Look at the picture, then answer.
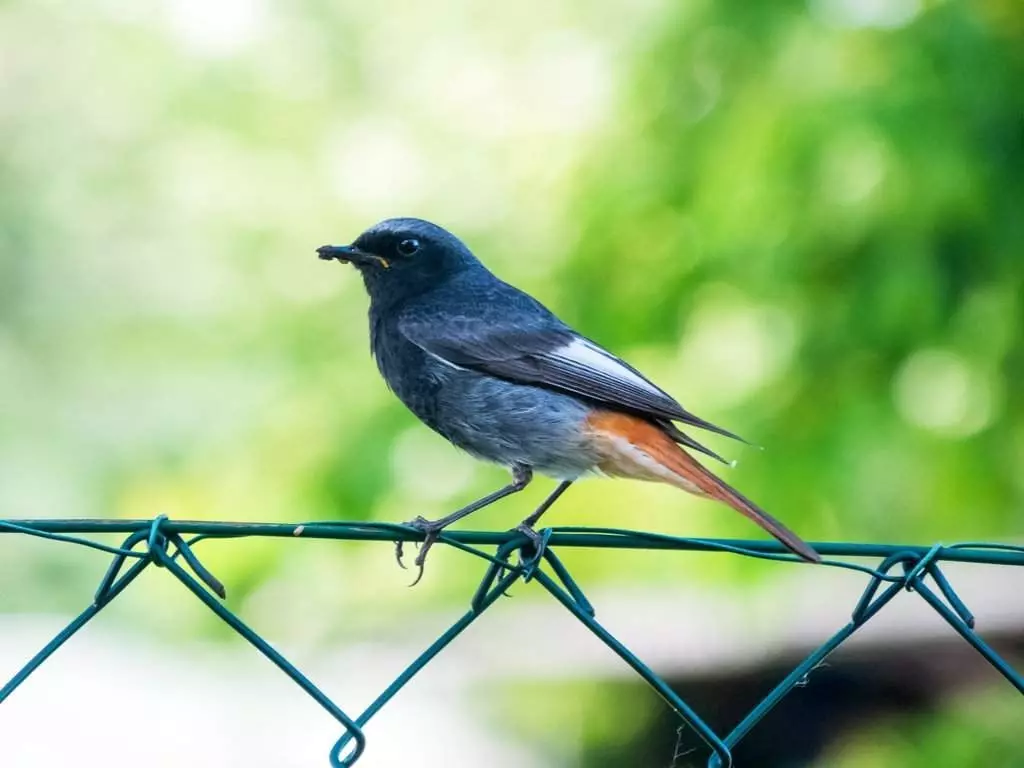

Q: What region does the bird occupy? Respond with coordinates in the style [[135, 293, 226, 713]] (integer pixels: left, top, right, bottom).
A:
[[318, 217, 820, 581]]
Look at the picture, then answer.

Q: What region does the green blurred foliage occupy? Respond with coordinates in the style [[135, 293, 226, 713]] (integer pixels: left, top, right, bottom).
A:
[[565, 0, 1024, 548], [823, 685, 1022, 767], [0, 0, 1022, 763]]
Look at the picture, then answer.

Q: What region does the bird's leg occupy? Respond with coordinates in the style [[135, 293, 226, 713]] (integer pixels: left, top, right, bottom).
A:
[[396, 465, 533, 585], [513, 480, 573, 561]]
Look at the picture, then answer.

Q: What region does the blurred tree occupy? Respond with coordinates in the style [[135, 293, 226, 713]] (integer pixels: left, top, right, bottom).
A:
[[561, 0, 1024, 548]]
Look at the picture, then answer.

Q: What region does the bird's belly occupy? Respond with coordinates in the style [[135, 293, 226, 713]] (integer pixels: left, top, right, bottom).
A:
[[434, 374, 600, 478]]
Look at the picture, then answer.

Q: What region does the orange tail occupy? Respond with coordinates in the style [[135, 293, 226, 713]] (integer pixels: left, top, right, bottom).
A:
[[588, 412, 821, 563], [666, 450, 821, 562]]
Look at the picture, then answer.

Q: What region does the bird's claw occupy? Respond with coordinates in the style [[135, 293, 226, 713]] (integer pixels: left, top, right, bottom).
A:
[[514, 523, 546, 564], [394, 540, 407, 569], [394, 516, 443, 587]]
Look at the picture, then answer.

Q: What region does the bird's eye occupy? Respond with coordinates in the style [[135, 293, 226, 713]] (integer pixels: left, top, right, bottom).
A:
[[397, 238, 420, 256]]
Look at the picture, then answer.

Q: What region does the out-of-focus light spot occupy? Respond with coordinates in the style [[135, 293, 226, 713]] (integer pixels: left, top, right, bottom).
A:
[[162, 0, 270, 58], [524, 32, 612, 135], [677, 290, 799, 409], [810, 0, 921, 29], [820, 131, 888, 206], [420, 48, 507, 139], [679, 28, 733, 123], [412, 31, 611, 141], [681, 61, 721, 123], [390, 428, 475, 502], [893, 349, 996, 437], [324, 121, 427, 216]]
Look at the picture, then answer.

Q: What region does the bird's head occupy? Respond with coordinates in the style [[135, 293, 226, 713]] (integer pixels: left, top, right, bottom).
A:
[[318, 218, 479, 303]]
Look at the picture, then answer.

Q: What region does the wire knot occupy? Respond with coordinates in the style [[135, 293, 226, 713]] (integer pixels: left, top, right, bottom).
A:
[[146, 514, 171, 565], [901, 543, 943, 590], [518, 527, 553, 582], [142, 514, 227, 599]]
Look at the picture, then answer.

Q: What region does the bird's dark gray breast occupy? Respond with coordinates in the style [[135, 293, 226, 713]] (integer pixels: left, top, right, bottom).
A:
[[369, 308, 452, 434]]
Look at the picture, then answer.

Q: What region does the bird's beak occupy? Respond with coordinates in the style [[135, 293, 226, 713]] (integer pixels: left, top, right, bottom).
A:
[[316, 244, 390, 269]]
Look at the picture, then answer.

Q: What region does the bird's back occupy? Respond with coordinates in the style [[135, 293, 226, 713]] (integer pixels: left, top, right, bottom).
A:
[[396, 266, 563, 335]]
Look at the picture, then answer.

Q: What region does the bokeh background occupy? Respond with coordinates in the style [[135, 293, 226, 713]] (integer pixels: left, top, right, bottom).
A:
[[1, 0, 1022, 765]]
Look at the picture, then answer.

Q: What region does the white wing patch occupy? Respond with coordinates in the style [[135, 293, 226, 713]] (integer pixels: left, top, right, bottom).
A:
[[552, 338, 663, 396], [424, 349, 466, 370]]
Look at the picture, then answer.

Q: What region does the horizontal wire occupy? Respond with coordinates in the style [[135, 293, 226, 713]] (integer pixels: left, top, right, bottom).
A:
[[0, 520, 145, 559], [2, 518, 1023, 567]]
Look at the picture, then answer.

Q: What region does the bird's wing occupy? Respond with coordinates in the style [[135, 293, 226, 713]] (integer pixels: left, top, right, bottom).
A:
[[397, 283, 743, 445]]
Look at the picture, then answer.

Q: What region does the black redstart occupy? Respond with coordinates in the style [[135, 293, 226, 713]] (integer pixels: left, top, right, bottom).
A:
[[318, 218, 820, 581]]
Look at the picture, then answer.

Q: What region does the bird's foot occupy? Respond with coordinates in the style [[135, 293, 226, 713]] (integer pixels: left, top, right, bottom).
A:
[[507, 523, 553, 587], [513, 522, 546, 563], [491, 524, 549, 592], [394, 516, 447, 587]]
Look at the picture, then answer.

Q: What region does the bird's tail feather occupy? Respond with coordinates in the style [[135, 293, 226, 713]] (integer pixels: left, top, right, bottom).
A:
[[587, 411, 819, 563], [651, 440, 820, 563], [658, 420, 731, 465]]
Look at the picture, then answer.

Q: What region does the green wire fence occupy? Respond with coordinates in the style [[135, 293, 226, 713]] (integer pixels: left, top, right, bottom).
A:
[[1, 516, 1022, 766]]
